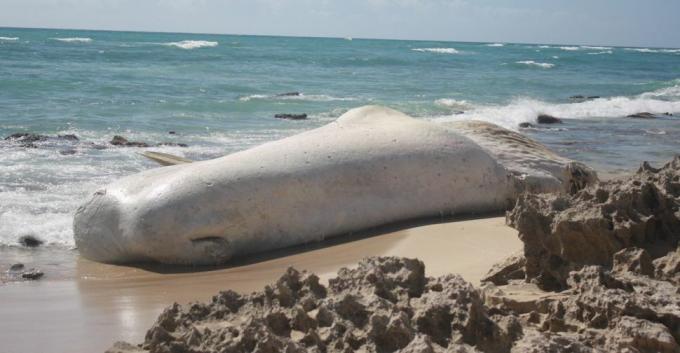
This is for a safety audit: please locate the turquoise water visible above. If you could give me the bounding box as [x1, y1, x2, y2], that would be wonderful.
[1, 27, 680, 246]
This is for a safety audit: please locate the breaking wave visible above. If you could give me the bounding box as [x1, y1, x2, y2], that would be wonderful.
[163, 40, 219, 49]
[515, 60, 555, 68]
[412, 47, 459, 54]
[0, 36, 19, 41]
[486, 43, 504, 47]
[436, 82, 680, 129]
[239, 93, 357, 102]
[51, 37, 92, 43]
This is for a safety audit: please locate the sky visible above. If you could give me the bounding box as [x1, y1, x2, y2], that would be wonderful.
[1, 0, 679, 48]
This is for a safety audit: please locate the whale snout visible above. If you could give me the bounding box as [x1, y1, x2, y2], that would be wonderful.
[73, 189, 133, 263]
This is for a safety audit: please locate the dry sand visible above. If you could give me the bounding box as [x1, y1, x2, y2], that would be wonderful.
[0, 216, 520, 353]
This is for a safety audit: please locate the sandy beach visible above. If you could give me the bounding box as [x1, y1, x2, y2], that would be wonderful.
[0, 216, 520, 353]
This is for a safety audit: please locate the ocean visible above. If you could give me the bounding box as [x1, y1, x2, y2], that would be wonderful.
[1, 27, 679, 247]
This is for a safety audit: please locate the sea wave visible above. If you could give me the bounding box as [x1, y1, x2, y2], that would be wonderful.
[436, 83, 680, 129]
[239, 93, 357, 102]
[625, 48, 680, 54]
[163, 40, 219, 49]
[412, 47, 459, 54]
[559, 46, 580, 51]
[0, 36, 19, 41]
[434, 99, 473, 110]
[581, 46, 613, 50]
[486, 43, 504, 47]
[587, 51, 613, 55]
[515, 60, 555, 68]
[51, 37, 92, 43]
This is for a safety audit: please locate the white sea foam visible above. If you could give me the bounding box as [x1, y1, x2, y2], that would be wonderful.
[515, 60, 555, 68]
[435, 83, 680, 129]
[164, 40, 218, 49]
[625, 48, 680, 54]
[559, 46, 580, 51]
[435, 99, 473, 110]
[51, 37, 92, 43]
[0, 36, 19, 41]
[588, 51, 613, 55]
[581, 46, 612, 50]
[412, 47, 459, 54]
[538, 45, 551, 49]
[486, 43, 504, 47]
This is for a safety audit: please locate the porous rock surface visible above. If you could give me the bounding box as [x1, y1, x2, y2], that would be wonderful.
[107, 255, 680, 353]
[500, 156, 680, 290]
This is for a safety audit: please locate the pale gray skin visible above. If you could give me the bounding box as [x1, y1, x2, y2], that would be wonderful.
[75, 106, 539, 265]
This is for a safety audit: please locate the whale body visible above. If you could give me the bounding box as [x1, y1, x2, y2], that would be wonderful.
[74, 106, 590, 264]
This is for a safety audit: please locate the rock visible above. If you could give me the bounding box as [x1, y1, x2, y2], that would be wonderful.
[482, 251, 526, 285]
[18, 235, 44, 248]
[569, 95, 586, 101]
[612, 248, 654, 277]
[276, 92, 301, 97]
[57, 134, 79, 141]
[627, 112, 656, 119]
[21, 269, 44, 280]
[274, 113, 308, 120]
[168, 131, 176, 135]
[504, 156, 680, 290]
[105, 342, 145, 353]
[75, 106, 585, 265]
[518, 122, 534, 129]
[9, 263, 24, 271]
[156, 142, 188, 147]
[4, 132, 49, 142]
[536, 115, 562, 124]
[110, 135, 149, 148]
[663, 112, 673, 117]
[653, 247, 680, 285]
[59, 148, 77, 155]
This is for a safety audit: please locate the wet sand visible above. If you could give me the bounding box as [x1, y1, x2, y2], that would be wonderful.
[0, 216, 520, 353]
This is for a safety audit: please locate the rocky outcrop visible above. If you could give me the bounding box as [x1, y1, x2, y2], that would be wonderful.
[108, 257, 519, 353]
[501, 156, 680, 290]
[108, 254, 680, 353]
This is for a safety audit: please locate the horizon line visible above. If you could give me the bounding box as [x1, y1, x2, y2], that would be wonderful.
[1, 25, 674, 50]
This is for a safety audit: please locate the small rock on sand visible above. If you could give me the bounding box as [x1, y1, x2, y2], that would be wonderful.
[627, 112, 657, 119]
[21, 269, 44, 280]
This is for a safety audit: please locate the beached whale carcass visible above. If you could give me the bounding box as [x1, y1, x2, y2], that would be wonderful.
[74, 106, 594, 265]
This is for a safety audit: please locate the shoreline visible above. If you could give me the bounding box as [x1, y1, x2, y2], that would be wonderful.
[0, 216, 520, 353]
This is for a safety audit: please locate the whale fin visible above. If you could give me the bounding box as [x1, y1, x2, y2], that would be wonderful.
[140, 151, 193, 166]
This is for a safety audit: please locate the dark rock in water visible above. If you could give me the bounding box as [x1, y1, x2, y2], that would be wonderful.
[110, 135, 150, 148]
[518, 122, 534, 128]
[59, 148, 77, 155]
[627, 112, 656, 119]
[663, 112, 673, 116]
[9, 263, 24, 272]
[18, 235, 44, 248]
[276, 91, 301, 97]
[21, 269, 44, 280]
[168, 131, 176, 135]
[275, 113, 308, 120]
[156, 142, 188, 148]
[4, 133, 49, 143]
[57, 134, 79, 141]
[569, 95, 600, 102]
[536, 114, 562, 124]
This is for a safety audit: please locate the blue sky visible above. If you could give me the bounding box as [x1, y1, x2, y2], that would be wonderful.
[2, 0, 679, 47]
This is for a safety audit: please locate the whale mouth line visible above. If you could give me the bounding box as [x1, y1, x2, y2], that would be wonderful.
[191, 236, 225, 244]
